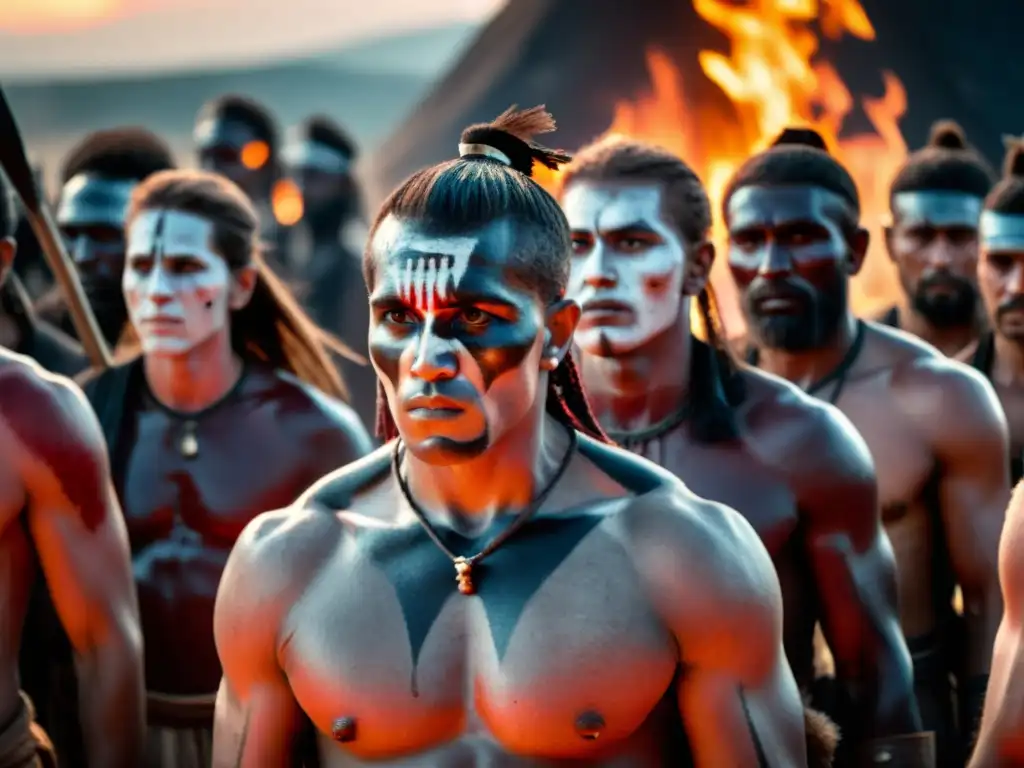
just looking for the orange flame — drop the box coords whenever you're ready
[542,0,908,334]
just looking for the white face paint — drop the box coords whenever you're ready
[371,215,477,313]
[563,183,687,355]
[123,209,232,356]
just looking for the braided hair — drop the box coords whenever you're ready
[365,105,611,444]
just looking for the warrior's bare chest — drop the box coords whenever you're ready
[116,406,317,547]
[282,517,679,760]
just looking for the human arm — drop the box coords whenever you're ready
[967,481,1024,766]
[634,491,806,766]
[213,506,332,767]
[0,370,144,768]
[799,403,921,743]
[920,361,1009,737]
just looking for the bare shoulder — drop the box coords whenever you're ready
[0,349,105,461]
[739,366,875,490]
[622,482,783,672]
[624,475,780,613]
[264,367,374,457]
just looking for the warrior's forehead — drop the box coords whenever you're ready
[370,215,514,269]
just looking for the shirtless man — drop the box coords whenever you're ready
[37,127,177,348]
[560,135,921,763]
[212,106,806,767]
[968,482,1024,767]
[77,169,372,767]
[878,120,995,355]
[729,128,1009,766]
[957,141,1024,485]
[0,185,144,766]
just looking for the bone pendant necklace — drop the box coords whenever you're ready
[392,428,578,595]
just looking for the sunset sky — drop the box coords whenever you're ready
[0,0,504,80]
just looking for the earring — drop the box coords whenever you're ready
[540,347,560,370]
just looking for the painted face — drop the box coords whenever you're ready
[888,191,982,327]
[563,182,686,357]
[123,209,232,356]
[979,211,1024,342]
[726,184,853,351]
[194,118,269,194]
[56,173,137,342]
[368,216,549,465]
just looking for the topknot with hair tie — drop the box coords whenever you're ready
[458,105,572,178]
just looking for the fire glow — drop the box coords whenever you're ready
[538,0,908,334]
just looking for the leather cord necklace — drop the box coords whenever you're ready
[392,428,578,595]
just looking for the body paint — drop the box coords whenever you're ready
[980,211,1024,251]
[368,217,546,457]
[563,184,686,355]
[57,174,137,230]
[725,185,853,351]
[123,209,232,355]
[891,191,983,229]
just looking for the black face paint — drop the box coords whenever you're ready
[727,185,854,351]
[360,512,606,680]
[368,218,547,461]
[57,174,137,344]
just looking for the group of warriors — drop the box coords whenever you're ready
[0,91,1023,767]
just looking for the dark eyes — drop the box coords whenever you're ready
[382,307,493,329]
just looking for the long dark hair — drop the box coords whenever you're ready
[364,105,611,443]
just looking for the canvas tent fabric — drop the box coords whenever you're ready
[366,0,1024,207]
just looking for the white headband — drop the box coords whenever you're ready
[980,211,1024,250]
[458,142,511,166]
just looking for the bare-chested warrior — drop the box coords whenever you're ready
[878,121,995,355]
[0,178,144,766]
[560,135,921,764]
[75,169,372,767]
[730,127,1009,766]
[211,106,806,767]
[957,141,1024,485]
[37,127,177,349]
[967,482,1024,767]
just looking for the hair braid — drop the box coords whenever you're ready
[545,352,613,443]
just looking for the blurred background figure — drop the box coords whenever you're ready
[37,127,176,348]
[282,114,375,427]
[0,172,85,374]
[193,94,291,273]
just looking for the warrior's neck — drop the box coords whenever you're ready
[143,334,243,413]
[756,313,859,390]
[580,317,691,432]
[402,409,570,536]
[901,305,981,357]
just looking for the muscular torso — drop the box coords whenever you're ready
[803,324,951,640]
[282,442,692,766]
[114,364,364,695]
[614,377,815,686]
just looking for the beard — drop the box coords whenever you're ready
[911,272,977,328]
[744,270,847,352]
[996,295,1024,343]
